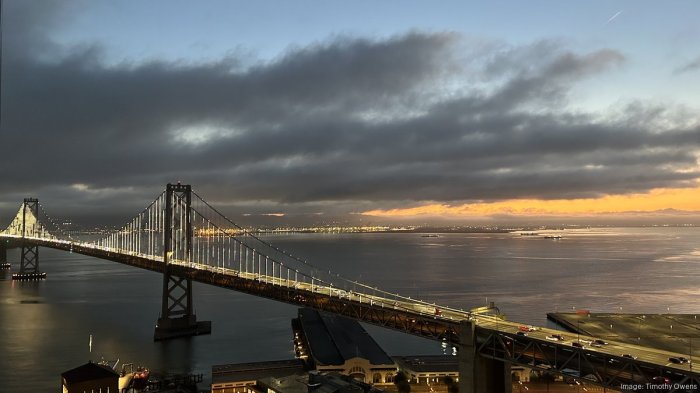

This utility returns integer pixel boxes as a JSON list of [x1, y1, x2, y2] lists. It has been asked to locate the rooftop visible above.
[[297, 308, 394, 366], [259, 372, 384, 393], [392, 356, 458, 373], [61, 361, 119, 385], [212, 359, 306, 384]]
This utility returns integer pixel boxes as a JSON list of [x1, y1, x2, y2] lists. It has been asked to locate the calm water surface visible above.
[[1, 227, 699, 392]]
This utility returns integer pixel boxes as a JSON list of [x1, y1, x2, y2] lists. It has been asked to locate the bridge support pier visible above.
[[154, 272, 211, 340], [458, 320, 511, 393], [154, 183, 210, 341], [12, 198, 46, 280]]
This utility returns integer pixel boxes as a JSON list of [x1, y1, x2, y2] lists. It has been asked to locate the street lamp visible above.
[[693, 316, 697, 369], [577, 318, 582, 342]]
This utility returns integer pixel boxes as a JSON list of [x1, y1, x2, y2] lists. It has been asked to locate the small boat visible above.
[[421, 234, 439, 238], [544, 235, 562, 239], [520, 232, 539, 236], [119, 364, 134, 391]]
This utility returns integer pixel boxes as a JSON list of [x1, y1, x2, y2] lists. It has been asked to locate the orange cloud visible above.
[[361, 186, 700, 217]]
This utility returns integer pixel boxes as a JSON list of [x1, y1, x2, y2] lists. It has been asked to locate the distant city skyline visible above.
[[1, 1, 699, 226]]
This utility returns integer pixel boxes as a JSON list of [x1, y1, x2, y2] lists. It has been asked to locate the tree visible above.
[[443, 376, 458, 393], [393, 372, 411, 393]]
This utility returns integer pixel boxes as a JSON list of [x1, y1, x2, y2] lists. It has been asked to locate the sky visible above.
[[1, 0, 699, 227]]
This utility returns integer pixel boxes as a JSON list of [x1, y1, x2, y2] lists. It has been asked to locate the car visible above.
[[516, 331, 528, 337], [593, 339, 608, 345], [652, 376, 670, 384], [293, 294, 306, 303], [590, 342, 603, 348], [519, 325, 538, 332], [678, 357, 691, 364], [546, 334, 565, 341], [621, 354, 637, 360], [572, 342, 585, 349], [579, 338, 593, 344], [669, 357, 682, 364]]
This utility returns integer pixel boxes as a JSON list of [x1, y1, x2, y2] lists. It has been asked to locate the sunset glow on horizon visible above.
[[361, 186, 700, 218]]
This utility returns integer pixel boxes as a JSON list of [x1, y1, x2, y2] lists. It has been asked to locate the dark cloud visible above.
[[1, 3, 699, 224], [674, 56, 700, 74]]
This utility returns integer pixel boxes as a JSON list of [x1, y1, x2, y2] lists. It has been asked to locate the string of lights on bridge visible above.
[[0, 188, 471, 319]]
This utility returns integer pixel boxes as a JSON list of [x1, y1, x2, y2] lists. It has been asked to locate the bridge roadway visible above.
[[2, 235, 699, 392]]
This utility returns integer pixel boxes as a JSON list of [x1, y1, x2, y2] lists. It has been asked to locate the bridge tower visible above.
[[12, 198, 47, 280], [154, 183, 211, 340], [458, 320, 512, 393]]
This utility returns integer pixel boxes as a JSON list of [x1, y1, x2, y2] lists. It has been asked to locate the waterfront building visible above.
[[392, 355, 459, 385], [211, 359, 306, 393], [393, 355, 530, 384], [254, 371, 385, 393], [292, 308, 397, 385]]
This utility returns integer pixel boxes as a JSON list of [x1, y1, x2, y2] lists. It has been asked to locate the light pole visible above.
[[577, 319, 581, 343], [693, 315, 698, 369]]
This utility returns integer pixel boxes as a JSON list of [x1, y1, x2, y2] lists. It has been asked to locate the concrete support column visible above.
[[503, 361, 512, 393], [458, 320, 512, 393], [458, 319, 477, 393]]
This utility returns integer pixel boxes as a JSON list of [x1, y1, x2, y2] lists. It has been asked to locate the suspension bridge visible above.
[[0, 183, 698, 393]]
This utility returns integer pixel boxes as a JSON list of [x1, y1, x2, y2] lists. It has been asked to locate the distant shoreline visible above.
[[68, 224, 697, 236]]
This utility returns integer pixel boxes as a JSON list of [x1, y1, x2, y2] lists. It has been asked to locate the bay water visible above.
[[1, 228, 698, 392]]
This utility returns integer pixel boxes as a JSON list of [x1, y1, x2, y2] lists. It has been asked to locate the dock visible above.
[[548, 312, 700, 358]]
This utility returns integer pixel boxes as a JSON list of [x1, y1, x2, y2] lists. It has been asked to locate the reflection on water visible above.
[[0, 227, 699, 391]]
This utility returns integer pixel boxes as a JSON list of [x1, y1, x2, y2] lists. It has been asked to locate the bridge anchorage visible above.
[[154, 183, 211, 340]]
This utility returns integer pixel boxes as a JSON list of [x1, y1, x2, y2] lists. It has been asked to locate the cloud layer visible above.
[[1, 3, 699, 223], [675, 56, 700, 75]]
